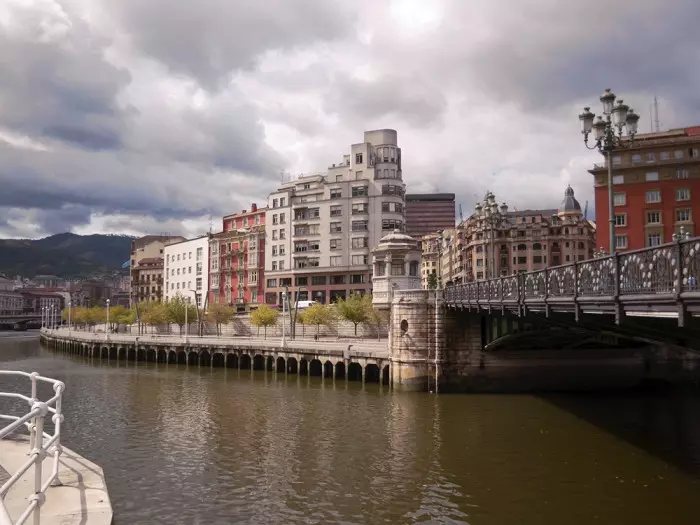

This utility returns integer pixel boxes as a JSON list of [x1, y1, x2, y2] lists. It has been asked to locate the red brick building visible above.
[[405, 193, 456, 240], [589, 126, 700, 251], [208, 204, 266, 311]]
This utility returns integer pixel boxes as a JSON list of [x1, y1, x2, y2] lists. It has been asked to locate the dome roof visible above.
[[378, 229, 417, 245], [559, 185, 581, 213]]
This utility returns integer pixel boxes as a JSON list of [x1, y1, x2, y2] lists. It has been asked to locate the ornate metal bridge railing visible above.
[[444, 236, 700, 326]]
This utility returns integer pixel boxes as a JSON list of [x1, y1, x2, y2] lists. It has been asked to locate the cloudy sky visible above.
[[2, 0, 699, 239]]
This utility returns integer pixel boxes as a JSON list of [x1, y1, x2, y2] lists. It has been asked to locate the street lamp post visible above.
[[41, 307, 45, 329], [579, 89, 640, 254], [281, 291, 287, 347], [475, 193, 508, 280], [105, 299, 110, 341], [68, 300, 72, 334]]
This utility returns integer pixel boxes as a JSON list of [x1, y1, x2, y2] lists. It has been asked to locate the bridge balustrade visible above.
[[444, 236, 700, 323]]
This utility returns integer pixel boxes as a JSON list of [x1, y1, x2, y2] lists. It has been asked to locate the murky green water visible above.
[[1, 332, 699, 524]]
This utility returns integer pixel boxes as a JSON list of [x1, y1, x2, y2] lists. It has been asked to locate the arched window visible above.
[[476, 246, 484, 253], [533, 243, 542, 251], [409, 261, 419, 276], [517, 244, 527, 251], [564, 228, 569, 235]]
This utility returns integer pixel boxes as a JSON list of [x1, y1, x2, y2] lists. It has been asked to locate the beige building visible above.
[[0, 277, 23, 315], [424, 186, 595, 285], [164, 236, 210, 308], [264, 129, 406, 304], [130, 235, 186, 304]]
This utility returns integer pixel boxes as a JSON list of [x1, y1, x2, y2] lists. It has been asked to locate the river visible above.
[[1, 332, 700, 525]]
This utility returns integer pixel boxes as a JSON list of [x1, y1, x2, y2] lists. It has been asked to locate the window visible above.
[[272, 261, 277, 271], [279, 261, 285, 270], [177, 254, 181, 261], [612, 155, 622, 165], [272, 246, 278, 256], [188, 266, 192, 274], [280, 278, 292, 287], [176, 268, 180, 275], [212, 274, 219, 287], [690, 148, 699, 158], [381, 219, 403, 231], [330, 206, 342, 217], [646, 211, 661, 224], [279, 229, 286, 239], [212, 258, 218, 270], [676, 208, 691, 222], [614, 214, 627, 226], [355, 170, 363, 180], [311, 276, 326, 286], [646, 190, 661, 203], [517, 256, 526, 264], [255, 214, 260, 225], [279, 213, 286, 224], [676, 188, 691, 201], [646, 152, 656, 163], [612, 175, 624, 184], [355, 153, 363, 164], [614, 192, 626, 206], [382, 184, 404, 196], [676, 169, 689, 179], [330, 222, 342, 233], [196, 278, 202, 291], [331, 275, 345, 285], [352, 203, 368, 214], [632, 154, 642, 163], [351, 274, 366, 284], [272, 214, 279, 225], [615, 236, 628, 249], [675, 150, 684, 159], [330, 188, 342, 199], [647, 234, 661, 247], [196, 247, 203, 260], [352, 186, 367, 197], [352, 220, 369, 231], [352, 237, 368, 249], [336, 175, 343, 182], [645, 172, 659, 182], [295, 277, 307, 286], [533, 255, 543, 264], [330, 256, 342, 267], [351, 255, 368, 265], [251, 290, 258, 303], [280, 198, 286, 207], [382, 201, 403, 213], [272, 198, 278, 208], [409, 261, 419, 276], [661, 151, 670, 160]]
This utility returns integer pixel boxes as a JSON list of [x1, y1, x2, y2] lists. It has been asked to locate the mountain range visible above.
[[0, 233, 135, 279]]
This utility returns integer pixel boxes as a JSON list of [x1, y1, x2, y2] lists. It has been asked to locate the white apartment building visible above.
[[264, 129, 406, 305], [164, 236, 209, 308]]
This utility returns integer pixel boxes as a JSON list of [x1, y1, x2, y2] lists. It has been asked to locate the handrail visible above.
[[0, 371, 65, 525]]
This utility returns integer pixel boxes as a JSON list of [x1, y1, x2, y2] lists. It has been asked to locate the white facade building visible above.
[[164, 236, 210, 308], [264, 129, 406, 305]]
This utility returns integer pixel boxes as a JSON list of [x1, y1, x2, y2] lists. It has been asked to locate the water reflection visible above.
[[0, 338, 699, 525]]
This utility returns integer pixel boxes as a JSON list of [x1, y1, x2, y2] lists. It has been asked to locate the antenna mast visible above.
[[653, 96, 661, 132]]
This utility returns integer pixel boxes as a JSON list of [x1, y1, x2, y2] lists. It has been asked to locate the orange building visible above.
[[208, 204, 266, 311], [589, 126, 700, 251]]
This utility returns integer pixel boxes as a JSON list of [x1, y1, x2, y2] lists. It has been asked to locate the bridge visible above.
[[444, 236, 700, 327], [0, 314, 42, 330]]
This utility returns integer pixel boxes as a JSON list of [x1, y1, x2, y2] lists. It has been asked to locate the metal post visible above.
[[32, 403, 46, 525], [281, 292, 287, 347], [184, 299, 188, 342], [68, 301, 72, 334], [106, 299, 110, 341], [606, 149, 615, 254]]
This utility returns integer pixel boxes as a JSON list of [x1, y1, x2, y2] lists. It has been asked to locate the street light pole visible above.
[[68, 301, 72, 334], [579, 89, 640, 254], [281, 291, 287, 347], [41, 307, 45, 329], [106, 299, 110, 341]]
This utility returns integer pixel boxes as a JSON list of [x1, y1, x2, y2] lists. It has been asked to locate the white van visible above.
[[295, 300, 317, 310]]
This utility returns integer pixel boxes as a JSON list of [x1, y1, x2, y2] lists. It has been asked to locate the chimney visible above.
[[251, 203, 257, 212]]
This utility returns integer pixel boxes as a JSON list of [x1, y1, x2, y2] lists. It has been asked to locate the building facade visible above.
[[208, 205, 266, 310], [589, 126, 700, 251], [429, 187, 595, 285], [264, 129, 406, 305], [0, 277, 23, 315], [164, 236, 210, 308], [130, 235, 185, 304], [405, 193, 456, 240], [371, 230, 422, 309]]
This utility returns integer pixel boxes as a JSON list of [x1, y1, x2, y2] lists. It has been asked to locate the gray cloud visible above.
[[104, 0, 359, 89]]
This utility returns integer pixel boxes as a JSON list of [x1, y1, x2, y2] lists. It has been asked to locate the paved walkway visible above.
[[0, 434, 112, 524]]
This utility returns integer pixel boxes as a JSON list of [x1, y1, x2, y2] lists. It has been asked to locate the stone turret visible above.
[[371, 229, 421, 309]]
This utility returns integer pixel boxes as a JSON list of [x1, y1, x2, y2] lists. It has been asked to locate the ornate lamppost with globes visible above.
[[579, 89, 640, 254]]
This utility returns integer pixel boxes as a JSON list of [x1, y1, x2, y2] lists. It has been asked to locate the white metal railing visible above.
[[0, 372, 65, 525]]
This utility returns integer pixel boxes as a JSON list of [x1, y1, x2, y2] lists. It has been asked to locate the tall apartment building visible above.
[[589, 126, 700, 251], [264, 129, 406, 305], [130, 235, 186, 304], [208, 204, 266, 310], [405, 193, 456, 240], [164, 236, 210, 308], [430, 186, 595, 285]]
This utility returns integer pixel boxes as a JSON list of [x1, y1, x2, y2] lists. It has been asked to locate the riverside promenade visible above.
[[41, 329, 392, 384]]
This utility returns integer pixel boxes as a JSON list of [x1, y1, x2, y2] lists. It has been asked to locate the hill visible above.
[[0, 233, 135, 278]]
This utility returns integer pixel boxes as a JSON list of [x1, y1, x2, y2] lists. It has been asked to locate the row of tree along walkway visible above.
[[40, 329, 391, 384], [62, 293, 388, 338]]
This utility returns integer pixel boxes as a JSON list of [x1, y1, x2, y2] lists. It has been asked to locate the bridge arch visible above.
[[347, 362, 362, 381], [299, 358, 309, 376], [287, 357, 298, 374], [276, 356, 285, 372], [323, 361, 334, 378], [187, 351, 198, 366], [240, 353, 251, 370], [147, 348, 157, 362], [226, 353, 238, 369], [335, 362, 346, 379], [309, 359, 322, 377], [253, 355, 265, 370], [200, 350, 211, 367], [365, 364, 380, 383], [212, 352, 224, 367], [266, 356, 275, 371]]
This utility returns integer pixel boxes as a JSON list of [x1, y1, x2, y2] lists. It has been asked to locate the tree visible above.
[[109, 305, 128, 333], [206, 303, 236, 336], [71, 307, 87, 330], [300, 303, 334, 337], [250, 304, 279, 339], [365, 300, 388, 341], [336, 292, 370, 336], [427, 272, 438, 290], [142, 302, 168, 334], [166, 295, 198, 336], [86, 306, 106, 332]]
